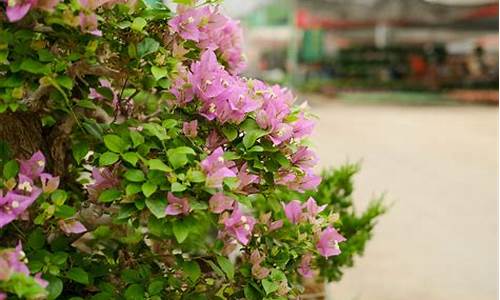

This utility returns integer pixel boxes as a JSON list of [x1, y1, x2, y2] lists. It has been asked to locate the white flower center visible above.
[[18, 181, 33, 193], [11, 200, 19, 209]]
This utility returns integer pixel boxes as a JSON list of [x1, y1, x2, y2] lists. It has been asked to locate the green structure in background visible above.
[[300, 29, 325, 63]]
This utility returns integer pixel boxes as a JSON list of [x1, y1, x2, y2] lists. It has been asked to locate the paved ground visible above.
[[305, 95, 498, 300]]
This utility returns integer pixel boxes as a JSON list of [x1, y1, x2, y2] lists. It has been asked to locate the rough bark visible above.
[[0, 111, 46, 160]]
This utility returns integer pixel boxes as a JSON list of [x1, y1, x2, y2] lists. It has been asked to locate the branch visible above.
[[21, 83, 52, 112]]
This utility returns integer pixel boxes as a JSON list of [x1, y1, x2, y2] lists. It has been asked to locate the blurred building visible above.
[[228, 0, 498, 100]]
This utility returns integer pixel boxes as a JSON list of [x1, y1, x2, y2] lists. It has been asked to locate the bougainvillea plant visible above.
[[0, 1, 376, 299]]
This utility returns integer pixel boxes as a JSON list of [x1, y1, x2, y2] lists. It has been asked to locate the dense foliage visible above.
[[0, 1, 384, 299]]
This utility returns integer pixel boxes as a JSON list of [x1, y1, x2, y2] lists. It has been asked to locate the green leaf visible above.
[[187, 170, 205, 183], [130, 131, 144, 148], [98, 188, 121, 203], [162, 119, 177, 129], [151, 66, 168, 81], [77, 100, 97, 109], [3, 159, 19, 179], [27, 228, 45, 250], [222, 126, 238, 141], [148, 159, 171, 172], [145, 198, 166, 218], [104, 134, 127, 153], [216, 256, 234, 280], [167, 147, 195, 169], [124, 169, 145, 182], [142, 181, 157, 197], [137, 38, 159, 57], [56, 75, 73, 90], [99, 152, 119, 166], [126, 183, 142, 196], [122, 152, 139, 166], [54, 205, 76, 219], [182, 261, 201, 283], [131, 17, 147, 32], [147, 279, 165, 295], [20, 59, 50, 74], [171, 182, 186, 192], [243, 128, 267, 149], [262, 279, 278, 295], [46, 276, 63, 300], [67, 268, 89, 285], [244, 285, 261, 300], [172, 221, 189, 243], [72, 141, 89, 164], [124, 284, 144, 300]]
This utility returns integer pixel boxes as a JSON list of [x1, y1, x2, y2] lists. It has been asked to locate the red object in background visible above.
[[409, 54, 427, 77], [462, 3, 498, 20]]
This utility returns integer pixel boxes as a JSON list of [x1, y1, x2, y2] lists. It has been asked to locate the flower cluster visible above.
[[0, 152, 58, 228], [0, 242, 48, 299], [169, 5, 245, 74], [0, 1, 364, 299]]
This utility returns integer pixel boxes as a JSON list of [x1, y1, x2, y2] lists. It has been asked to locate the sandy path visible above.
[[306, 98, 498, 300]]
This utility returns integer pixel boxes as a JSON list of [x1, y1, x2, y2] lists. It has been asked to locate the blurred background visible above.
[[223, 1, 498, 300]]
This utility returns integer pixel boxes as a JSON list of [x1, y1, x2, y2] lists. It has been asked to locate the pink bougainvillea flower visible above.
[[34, 272, 48, 288], [0, 292, 6, 300], [223, 205, 255, 245], [205, 130, 227, 152], [89, 79, 118, 107], [0, 242, 47, 292], [165, 192, 190, 216], [209, 192, 234, 214], [19, 151, 45, 180], [291, 147, 318, 169], [283, 200, 302, 224], [79, 12, 102, 36], [58, 219, 87, 234], [299, 169, 322, 191], [168, 5, 209, 42], [236, 163, 259, 194], [0, 184, 41, 228], [87, 167, 120, 200], [170, 66, 195, 105], [40, 173, 60, 194], [249, 250, 270, 279], [201, 147, 236, 188], [4, 0, 59, 22], [190, 50, 226, 98], [303, 197, 326, 220], [298, 253, 314, 278], [269, 219, 283, 231], [182, 120, 198, 138], [291, 113, 315, 140], [316, 226, 346, 258], [269, 123, 294, 146]]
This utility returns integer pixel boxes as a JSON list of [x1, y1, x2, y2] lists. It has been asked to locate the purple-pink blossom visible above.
[[0, 242, 48, 291], [283, 200, 302, 224], [169, 5, 245, 74], [209, 192, 234, 214], [87, 167, 119, 200], [40, 173, 60, 194], [0, 178, 42, 228], [165, 192, 190, 216], [19, 151, 45, 180], [222, 205, 255, 245], [201, 147, 236, 188], [236, 163, 259, 194], [58, 219, 87, 234], [297, 253, 314, 278], [316, 226, 346, 258], [182, 120, 198, 138], [303, 197, 326, 220], [4, 0, 59, 22]]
